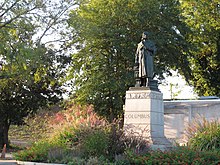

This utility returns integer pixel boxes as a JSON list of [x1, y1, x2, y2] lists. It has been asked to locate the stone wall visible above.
[[164, 99, 220, 145]]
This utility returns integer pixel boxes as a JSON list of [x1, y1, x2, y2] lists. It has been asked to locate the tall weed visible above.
[[186, 115, 220, 151]]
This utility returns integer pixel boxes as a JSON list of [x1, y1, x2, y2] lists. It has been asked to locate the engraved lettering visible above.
[[126, 92, 162, 100], [125, 113, 150, 119]]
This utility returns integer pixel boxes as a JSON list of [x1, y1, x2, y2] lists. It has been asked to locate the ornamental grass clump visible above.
[[14, 102, 152, 163], [14, 102, 108, 163], [9, 106, 58, 144], [48, 103, 108, 145], [186, 115, 220, 151]]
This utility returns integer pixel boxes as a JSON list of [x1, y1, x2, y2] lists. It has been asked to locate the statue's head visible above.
[[142, 31, 149, 40]]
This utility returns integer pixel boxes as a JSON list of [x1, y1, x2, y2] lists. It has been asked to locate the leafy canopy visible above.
[[0, 0, 74, 147], [180, 0, 220, 96], [68, 0, 191, 121]]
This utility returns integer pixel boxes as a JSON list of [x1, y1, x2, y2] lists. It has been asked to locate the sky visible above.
[[159, 70, 198, 100]]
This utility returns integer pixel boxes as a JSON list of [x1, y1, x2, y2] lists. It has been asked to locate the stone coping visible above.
[[164, 99, 220, 108]]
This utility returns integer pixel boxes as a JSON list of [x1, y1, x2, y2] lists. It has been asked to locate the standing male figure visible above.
[[135, 32, 156, 87]]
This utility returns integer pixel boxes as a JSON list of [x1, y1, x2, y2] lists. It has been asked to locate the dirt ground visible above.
[[0, 140, 29, 165]]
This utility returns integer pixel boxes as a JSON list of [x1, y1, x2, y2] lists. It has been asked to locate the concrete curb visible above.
[[0, 160, 17, 165], [17, 161, 66, 165]]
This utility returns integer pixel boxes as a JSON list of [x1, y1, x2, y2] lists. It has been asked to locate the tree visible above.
[[180, 0, 220, 96], [0, 0, 74, 147], [68, 0, 191, 121]]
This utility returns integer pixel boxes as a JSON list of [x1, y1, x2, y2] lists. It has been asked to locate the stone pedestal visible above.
[[124, 87, 171, 150]]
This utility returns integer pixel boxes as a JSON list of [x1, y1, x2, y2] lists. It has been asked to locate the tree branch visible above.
[[0, 0, 20, 18], [0, 6, 37, 29], [37, 3, 75, 45]]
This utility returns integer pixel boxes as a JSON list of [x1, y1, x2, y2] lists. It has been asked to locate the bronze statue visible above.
[[134, 32, 156, 88]]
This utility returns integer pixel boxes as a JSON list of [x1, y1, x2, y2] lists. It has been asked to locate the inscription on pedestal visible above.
[[126, 92, 162, 100], [125, 113, 150, 119], [124, 112, 151, 124]]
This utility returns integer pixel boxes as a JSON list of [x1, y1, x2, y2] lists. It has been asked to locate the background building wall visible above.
[[164, 99, 220, 144]]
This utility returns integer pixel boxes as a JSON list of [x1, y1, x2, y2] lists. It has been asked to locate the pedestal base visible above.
[[124, 88, 172, 150]]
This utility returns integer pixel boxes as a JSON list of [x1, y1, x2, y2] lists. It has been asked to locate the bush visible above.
[[14, 140, 66, 162], [66, 156, 110, 165], [81, 128, 109, 158], [67, 158, 86, 165], [126, 147, 220, 165], [14, 103, 110, 163], [47, 147, 76, 164], [14, 102, 150, 163], [186, 116, 220, 151]]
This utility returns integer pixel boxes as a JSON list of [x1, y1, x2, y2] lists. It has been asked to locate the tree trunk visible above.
[[0, 120, 9, 148], [0, 126, 4, 149]]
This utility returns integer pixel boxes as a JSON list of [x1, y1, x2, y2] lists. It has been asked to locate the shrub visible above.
[[14, 140, 66, 162], [67, 157, 86, 165], [86, 156, 110, 165], [126, 146, 220, 165], [81, 128, 109, 158], [14, 103, 110, 163], [14, 139, 80, 164], [47, 147, 75, 164], [186, 116, 220, 151], [14, 102, 151, 163]]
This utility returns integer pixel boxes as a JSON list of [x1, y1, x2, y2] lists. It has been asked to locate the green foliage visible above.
[[54, 119, 111, 159], [68, 0, 191, 121], [14, 137, 82, 164], [14, 102, 109, 163], [0, 43, 66, 147], [14, 140, 67, 162], [81, 128, 109, 158], [15, 101, 220, 164], [126, 147, 220, 165], [67, 158, 86, 165], [0, 0, 73, 147], [86, 156, 112, 165], [180, 0, 220, 96], [14, 101, 151, 163], [186, 117, 220, 151], [67, 156, 111, 165], [49, 102, 151, 161], [169, 83, 182, 100], [47, 147, 77, 164]]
